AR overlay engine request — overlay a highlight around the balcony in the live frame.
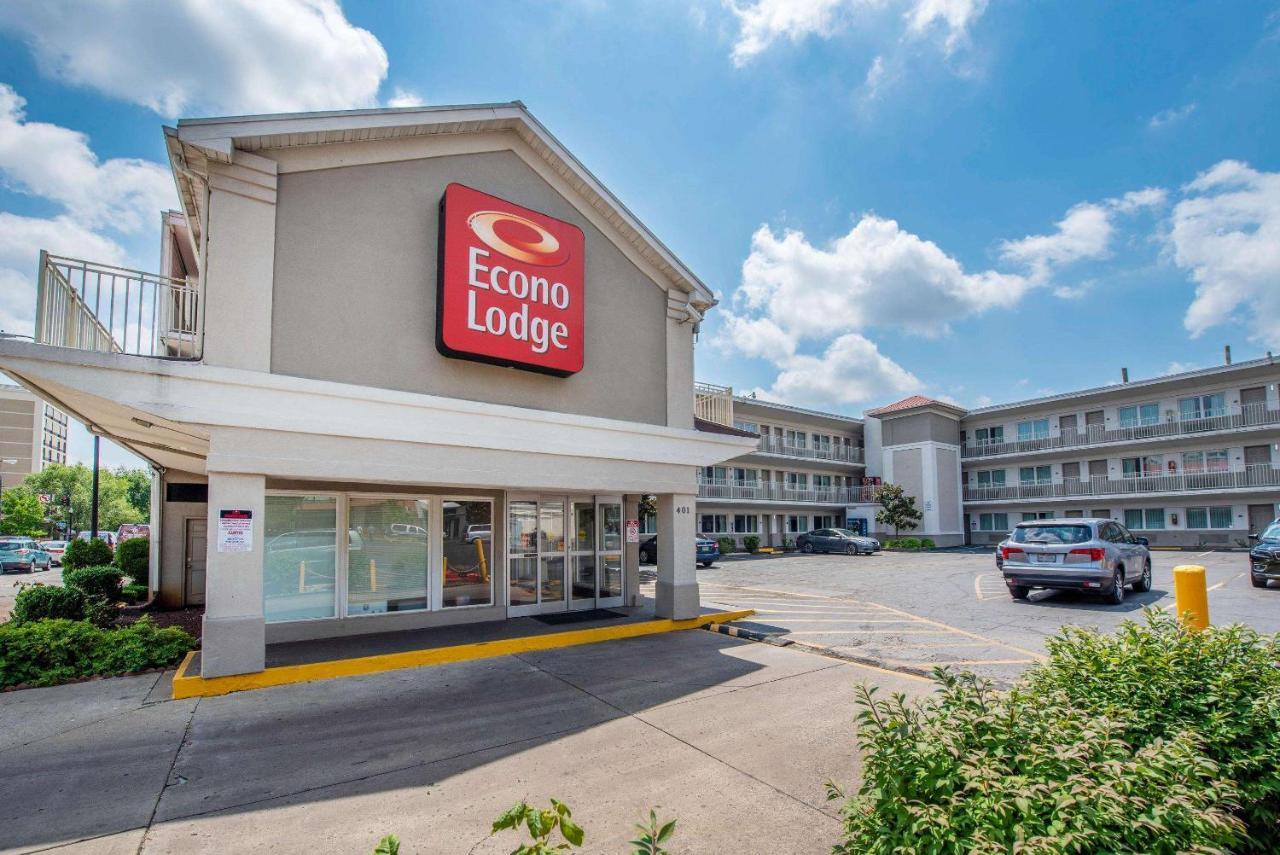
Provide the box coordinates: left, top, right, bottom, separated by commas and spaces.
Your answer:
34, 252, 201, 359
694, 381, 734, 427
698, 479, 878, 504
751, 435, 864, 464
963, 464, 1280, 503
961, 403, 1280, 460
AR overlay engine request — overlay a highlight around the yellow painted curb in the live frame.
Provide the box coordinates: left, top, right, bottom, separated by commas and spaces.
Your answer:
172, 609, 755, 700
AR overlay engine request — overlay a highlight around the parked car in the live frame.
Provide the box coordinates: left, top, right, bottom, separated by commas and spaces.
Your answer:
797, 528, 881, 555
40, 540, 68, 566
75, 530, 118, 549
994, 536, 1010, 570
1247, 520, 1280, 589
386, 523, 428, 540
638, 535, 721, 568
0, 539, 53, 573
1000, 518, 1151, 604
465, 524, 491, 543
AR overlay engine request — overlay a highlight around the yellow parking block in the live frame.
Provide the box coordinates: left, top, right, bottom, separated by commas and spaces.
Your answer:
172, 609, 755, 700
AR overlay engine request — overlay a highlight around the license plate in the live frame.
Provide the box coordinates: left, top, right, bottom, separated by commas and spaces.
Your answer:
1034, 553, 1056, 563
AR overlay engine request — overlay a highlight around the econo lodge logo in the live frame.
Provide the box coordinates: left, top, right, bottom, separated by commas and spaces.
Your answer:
437, 183, 585, 376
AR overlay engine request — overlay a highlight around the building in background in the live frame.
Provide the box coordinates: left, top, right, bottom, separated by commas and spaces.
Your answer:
691, 383, 879, 547
0, 381, 67, 478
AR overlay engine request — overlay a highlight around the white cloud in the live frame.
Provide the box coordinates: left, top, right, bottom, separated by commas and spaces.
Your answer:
863, 55, 888, 98
754, 333, 921, 408
726, 0, 846, 66
0, 0, 388, 117
0, 85, 173, 340
903, 0, 988, 54
1149, 102, 1197, 129
726, 0, 988, 67
385, 87, 425, 109
1052, 282, 1092, 300
1170, 160, 1280, 347
0, 85, 172, 232
1165, 361, 1199, 375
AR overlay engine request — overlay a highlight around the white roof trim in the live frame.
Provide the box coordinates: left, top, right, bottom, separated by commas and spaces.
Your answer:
169, 103, 717, 308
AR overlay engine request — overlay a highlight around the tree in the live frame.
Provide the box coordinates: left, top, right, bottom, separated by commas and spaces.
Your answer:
0, 487, 47, 536
120, 467, 151, 517
873, 483, 923, 538
21, 463, 146, 535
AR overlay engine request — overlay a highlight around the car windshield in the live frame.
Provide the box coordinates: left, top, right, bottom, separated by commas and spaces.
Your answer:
1259, 522, 1280, 543
1012, 524, 1091, 545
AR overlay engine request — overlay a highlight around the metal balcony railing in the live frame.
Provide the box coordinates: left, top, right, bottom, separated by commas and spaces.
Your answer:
963, 464, 1280, 502
34, 252, 201, 359
753, 435, 864, 464
694, 381, 734, 427
962, 402, 1280, 459
697, 480, 879, 504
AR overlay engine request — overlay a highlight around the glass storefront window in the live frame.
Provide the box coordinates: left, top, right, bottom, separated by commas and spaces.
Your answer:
443, 499, 493, 607
346, 497, 430, 615
264, 495, 337, 622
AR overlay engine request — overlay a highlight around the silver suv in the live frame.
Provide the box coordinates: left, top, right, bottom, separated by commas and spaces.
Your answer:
1000, 518, 1151, 604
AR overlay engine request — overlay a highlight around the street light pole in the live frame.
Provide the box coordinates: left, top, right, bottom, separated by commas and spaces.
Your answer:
90, 436, 100, 540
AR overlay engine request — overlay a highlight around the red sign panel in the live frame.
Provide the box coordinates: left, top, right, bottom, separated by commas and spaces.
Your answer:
437, 183, 585, 376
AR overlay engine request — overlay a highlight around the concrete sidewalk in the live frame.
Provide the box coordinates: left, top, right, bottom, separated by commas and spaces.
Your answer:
0, 630, 930, 854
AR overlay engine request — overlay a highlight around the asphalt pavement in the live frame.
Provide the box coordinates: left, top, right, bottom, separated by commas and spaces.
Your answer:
0, 562, 63, 621
693, 548, 1277, 683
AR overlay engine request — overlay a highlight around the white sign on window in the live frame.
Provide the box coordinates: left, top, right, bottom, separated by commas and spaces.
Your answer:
217, 509, 254, 553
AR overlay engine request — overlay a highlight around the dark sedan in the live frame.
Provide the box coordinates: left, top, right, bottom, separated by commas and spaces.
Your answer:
1249, 521, 1280, 588
639, 535, 720, 568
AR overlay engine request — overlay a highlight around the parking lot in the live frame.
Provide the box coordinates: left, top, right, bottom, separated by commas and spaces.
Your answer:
0, 563, 63, 622
693, 548, 1279, 683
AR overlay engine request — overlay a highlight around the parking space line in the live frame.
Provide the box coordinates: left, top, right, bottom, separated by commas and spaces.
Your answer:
1207, 571, 1245, 593
882, 657, 1035, 667
1195, 550, 1215, 558
859, 599, 1046, 660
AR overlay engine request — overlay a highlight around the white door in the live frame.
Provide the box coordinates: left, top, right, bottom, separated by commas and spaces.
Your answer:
595, 496, 625, 609
184, 518, 207, 606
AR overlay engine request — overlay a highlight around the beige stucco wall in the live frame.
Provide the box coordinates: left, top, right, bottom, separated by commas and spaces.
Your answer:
892, 448, 924, 508
935, 446, 960, 532
882, 411, 961, 446
269, 150, 670, 426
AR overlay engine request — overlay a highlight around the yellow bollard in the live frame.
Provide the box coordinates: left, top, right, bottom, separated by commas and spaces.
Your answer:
476, 538, 489, 582
1172, 564, 1210, 631
369, 559, 377, 592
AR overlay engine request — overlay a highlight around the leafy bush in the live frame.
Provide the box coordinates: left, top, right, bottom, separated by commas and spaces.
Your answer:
62, 564, 124, 603
121, 583, 149, 603
10, 584, 85, 625
742, 535, 760, 553
832, 610, 1280, 854
0, 616, 194, 688
484, 799, 677, 855
1024, 611, 1280, 851
62, 537, 113, 570
918, 537, 935, 549
881, 537, 932, 551
716, 536, 735, 554
114, 536, 149, 587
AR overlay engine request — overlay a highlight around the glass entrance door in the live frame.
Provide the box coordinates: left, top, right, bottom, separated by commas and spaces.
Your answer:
569, 500, 597, 610
508, 496, 568, 616
596, 497, 624, 608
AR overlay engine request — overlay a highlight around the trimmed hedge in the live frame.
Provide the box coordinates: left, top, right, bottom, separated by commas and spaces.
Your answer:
832, 610, 1280, 854
881, 537, 935, 551
62, 537, 113, 570
62, 565, 125, 604
742, 535, 760, 553
0, 617, 195, 688
114, 536, 149, 587
717, 537, 735, 555
10, 585, 86, 624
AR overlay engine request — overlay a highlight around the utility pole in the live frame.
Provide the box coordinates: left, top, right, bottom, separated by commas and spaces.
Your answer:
90, 435, 100, 540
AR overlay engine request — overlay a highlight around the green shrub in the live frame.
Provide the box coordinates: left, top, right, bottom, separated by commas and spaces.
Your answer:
121, 583, 149, 603
716, 536, 735, 554
742, 535, 760, 553
114, 536, 149, 587
0, 616, 195, 688
62, 564, 124, 603
918, 537, 935, 549
832, 610, 1280, 854
10, 584, 85, 624
62, 537, 113, 570
1024, 610, 1280, 851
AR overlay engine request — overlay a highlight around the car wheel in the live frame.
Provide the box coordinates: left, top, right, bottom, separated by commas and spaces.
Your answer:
700, 561, 713, 568
1252, 575, 1268, 588
801, 542, 813, 553
845, 543, 858, 555
1008, 585, 1030, 600
1105, 569, 1126, 605
1131, 560, 1152, 593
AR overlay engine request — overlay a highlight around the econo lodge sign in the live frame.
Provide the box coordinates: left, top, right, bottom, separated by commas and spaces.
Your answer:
437, 183, 585, 376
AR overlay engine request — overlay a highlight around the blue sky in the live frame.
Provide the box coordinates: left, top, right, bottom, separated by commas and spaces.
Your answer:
0, 0, 1277, 468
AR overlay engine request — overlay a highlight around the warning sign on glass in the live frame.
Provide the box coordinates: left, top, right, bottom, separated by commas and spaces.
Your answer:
436, 183, 585, 376
217, 509, 254, 554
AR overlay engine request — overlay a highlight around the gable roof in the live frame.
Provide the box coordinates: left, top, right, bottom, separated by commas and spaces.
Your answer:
865, 395, 967, 418
163, 102, 715, 309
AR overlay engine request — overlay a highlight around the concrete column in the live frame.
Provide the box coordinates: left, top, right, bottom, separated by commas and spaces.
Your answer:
148, 467, 162, 593
656, 492, 699, 619
623, 494, 641, 606
202, 472, 266, 677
